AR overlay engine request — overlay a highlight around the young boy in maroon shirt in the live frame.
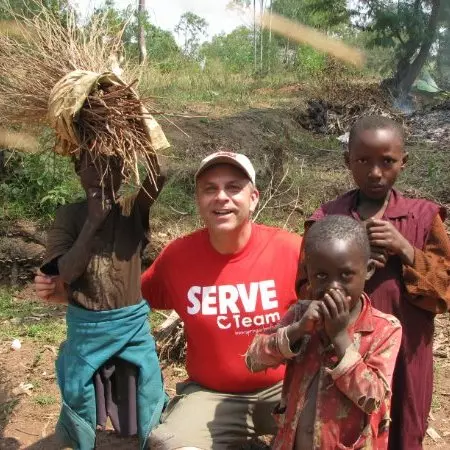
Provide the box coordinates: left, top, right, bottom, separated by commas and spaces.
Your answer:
302, 116, 450, 450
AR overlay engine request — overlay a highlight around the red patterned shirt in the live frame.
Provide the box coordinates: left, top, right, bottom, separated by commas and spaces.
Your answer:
245, 294, 402, 450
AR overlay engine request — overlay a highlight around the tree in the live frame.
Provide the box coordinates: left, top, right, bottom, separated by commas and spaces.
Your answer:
174, 12, 208, 57
200, 27, 254, 72
137, 0, 146, 63
436, 2, 450, 88
353, 0, 444, 98
270, 0, 349, 68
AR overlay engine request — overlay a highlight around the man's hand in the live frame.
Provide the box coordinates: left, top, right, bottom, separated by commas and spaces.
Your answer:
34, 271, 68, 304
320, 289, 352, 358
366, 219, 415, 265
87, 188, 112, 227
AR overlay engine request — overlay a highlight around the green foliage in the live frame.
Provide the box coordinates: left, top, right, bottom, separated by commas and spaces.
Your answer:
200, 27, 254, 73
87, 1, 180, 64
0, 152, 82, 222
0, 0, 72, 19
272, 0, 349, 30
294, 45, 327, 77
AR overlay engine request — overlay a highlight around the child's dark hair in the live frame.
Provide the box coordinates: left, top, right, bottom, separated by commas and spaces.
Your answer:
348, 116, 404, 151
305, 215, 370, 261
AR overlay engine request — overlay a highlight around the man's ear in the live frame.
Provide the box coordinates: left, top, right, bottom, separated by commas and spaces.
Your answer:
366, 260, 376, 281
249, 187, 260, 213
344, 150, 350, 169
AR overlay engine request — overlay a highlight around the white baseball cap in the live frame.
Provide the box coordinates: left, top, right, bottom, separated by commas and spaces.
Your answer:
195, 151, 256, 185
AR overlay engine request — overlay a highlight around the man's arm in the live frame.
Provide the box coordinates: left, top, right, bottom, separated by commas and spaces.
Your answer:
141, 242, 174, 310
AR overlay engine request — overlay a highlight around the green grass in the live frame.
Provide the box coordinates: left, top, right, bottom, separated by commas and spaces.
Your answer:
0, 398, 19, 425
0, 288, 66, 344
139, 62, 304, 111
33, 394, 57, 406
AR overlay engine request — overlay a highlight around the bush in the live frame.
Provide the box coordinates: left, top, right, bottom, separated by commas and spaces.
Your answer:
0, 151, 82, 222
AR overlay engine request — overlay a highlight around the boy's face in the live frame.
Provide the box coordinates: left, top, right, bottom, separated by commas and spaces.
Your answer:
76, 152, 123, 198
345, 128, 408, 200
306, 238, 370, 308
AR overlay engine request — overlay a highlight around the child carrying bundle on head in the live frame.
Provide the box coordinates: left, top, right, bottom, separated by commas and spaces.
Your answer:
302, 116, 450, 450
245, 215, 402, 449
36, 72, 170, 449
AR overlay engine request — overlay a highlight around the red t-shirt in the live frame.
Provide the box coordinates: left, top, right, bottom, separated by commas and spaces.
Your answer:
142, 223, 302, 393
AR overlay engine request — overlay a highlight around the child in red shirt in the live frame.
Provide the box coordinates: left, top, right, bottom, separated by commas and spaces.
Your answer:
303, 116, 450, 450
246, 215, 402, 450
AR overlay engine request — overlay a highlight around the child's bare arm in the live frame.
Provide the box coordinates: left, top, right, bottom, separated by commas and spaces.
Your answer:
245, 301, 322, 372
330, 319, 402, 415
57, 189, 111, 284
135, 152, 166, 230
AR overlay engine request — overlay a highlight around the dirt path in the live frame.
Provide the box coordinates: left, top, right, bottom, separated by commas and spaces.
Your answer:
1, 295, 449, 449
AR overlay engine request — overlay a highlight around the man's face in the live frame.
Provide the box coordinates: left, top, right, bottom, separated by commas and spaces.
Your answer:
195, 164, 259, 234
345, 128, 407, 200
306, 239, 369, 307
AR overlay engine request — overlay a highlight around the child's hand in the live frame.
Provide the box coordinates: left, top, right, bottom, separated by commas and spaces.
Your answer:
320, 289, 351, 339
298, 300, 323, 334
366, 219, 414, 265
370, 245, 388, 269
87, 188, 112, 226
320, 289, 353, 358
286, 301, 323, 346
34, 271, 68, 304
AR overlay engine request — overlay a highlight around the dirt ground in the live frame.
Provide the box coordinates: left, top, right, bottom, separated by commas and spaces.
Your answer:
0, 289, 449, 449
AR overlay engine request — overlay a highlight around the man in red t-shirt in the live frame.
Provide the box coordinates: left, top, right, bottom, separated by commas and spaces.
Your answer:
143, 152, 301, 449
35, 151, 302, 449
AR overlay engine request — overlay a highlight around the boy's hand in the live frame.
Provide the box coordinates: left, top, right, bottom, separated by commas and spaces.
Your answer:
87, 188, 112, 227
370, 245, 388, 269
320, 289, 353, 358
320, 289, 351, 338
366, 219, 415, 265
287, 301, 323, 345
298, 300, 323, 334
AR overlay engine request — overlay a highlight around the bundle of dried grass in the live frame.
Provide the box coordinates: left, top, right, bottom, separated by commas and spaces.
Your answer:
0, 0, 169, 187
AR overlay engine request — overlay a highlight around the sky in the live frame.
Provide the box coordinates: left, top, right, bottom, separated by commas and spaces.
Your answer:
71, 0, 251, 43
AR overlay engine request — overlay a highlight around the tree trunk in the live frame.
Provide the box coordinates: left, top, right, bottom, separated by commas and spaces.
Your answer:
138, 0, 147, 64
253, 0, 257, 73
260, 0, 264, 72
268, 0, 272, 73
395, 0, 442, 97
